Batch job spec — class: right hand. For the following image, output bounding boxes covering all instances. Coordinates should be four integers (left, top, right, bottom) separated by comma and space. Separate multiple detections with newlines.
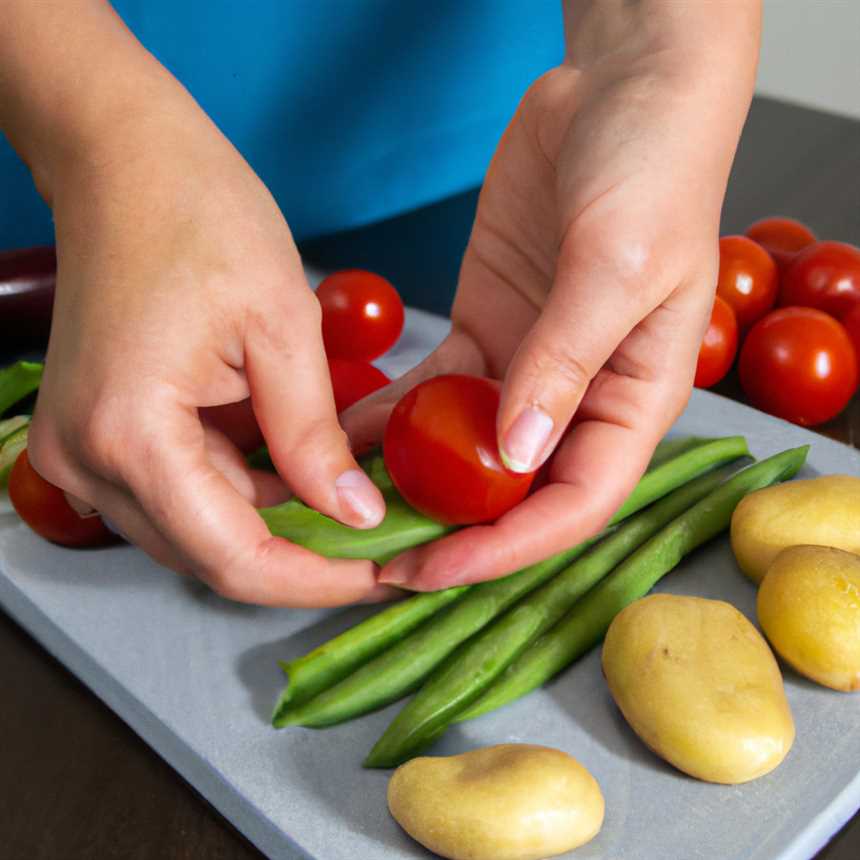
28, 84, 394, 607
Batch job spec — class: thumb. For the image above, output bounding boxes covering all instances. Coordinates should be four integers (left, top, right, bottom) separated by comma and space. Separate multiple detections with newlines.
245, 291, 385, 529
497, 238, 659, 473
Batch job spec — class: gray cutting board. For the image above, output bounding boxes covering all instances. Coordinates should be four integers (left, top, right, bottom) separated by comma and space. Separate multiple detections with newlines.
1, 305, 860, 860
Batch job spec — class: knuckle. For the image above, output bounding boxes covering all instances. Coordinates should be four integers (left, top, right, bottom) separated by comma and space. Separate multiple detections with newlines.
248, 291, 322, 353
285, 414, 349, 461
530, 342, 593, 394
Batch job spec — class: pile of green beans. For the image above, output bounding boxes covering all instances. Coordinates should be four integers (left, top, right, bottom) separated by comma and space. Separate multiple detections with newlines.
270, 437, 809, 770
273, 435, 748, 726
360, 462, 742, 767
365, 445, 809, 768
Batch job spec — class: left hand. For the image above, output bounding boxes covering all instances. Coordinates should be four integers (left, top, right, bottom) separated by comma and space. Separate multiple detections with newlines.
343, 33, 756, 590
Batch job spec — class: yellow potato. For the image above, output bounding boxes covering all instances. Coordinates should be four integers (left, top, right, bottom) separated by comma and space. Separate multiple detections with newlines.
730, 475, 860, 584
758, 545, 860, 691
387, 744, 604, 860
602, 594, 794, 784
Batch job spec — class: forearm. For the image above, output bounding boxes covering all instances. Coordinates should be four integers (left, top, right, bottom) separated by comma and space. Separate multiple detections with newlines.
0, 0, 190, 201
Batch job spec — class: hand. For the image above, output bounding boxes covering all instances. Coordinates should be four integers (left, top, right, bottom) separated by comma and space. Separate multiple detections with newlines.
344, 8, 758, 590
27, 82, 394, 607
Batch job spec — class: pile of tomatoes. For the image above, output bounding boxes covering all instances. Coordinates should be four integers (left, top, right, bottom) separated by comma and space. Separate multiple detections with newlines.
316, 269, 404, 411
695, 218, 860, 427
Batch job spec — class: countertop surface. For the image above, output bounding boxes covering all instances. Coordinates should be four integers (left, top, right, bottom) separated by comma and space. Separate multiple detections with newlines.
1, 95, 859, 859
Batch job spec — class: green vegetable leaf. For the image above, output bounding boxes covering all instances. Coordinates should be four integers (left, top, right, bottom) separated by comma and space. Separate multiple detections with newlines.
0, 361, 43, 416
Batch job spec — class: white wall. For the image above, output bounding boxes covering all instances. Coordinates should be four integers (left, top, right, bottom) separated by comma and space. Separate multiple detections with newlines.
757, 0, 860, 119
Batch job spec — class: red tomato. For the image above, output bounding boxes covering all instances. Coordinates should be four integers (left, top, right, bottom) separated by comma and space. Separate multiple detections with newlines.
716, 236, 779, 329
694, 295, 738, 389
738, 307, 858, 427
780, 241, 860, 318
317, 270, 405, 361
842, 304, 860, 378
9, 449, 114, 547
745, 217, 816, 270
383, 375, 535, 525
328, 359, 389, 413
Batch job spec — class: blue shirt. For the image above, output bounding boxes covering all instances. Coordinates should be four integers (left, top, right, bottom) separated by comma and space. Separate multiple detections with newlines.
0, 2, 563, 248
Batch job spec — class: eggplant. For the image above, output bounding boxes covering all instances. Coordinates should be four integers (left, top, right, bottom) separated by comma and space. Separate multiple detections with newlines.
0, 245, 56, 350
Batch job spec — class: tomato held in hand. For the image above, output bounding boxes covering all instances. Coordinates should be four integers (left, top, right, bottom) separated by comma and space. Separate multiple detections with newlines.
694, 295, 738, 389
738, 307, 858, 427
842, 304, 860, 378
716, 236, 779, 329
779, 241, 860, 319
328, 358, 389, 413
745, 217, 816, 270
9, 449, 115, 547
384, 375, 535, 525
317, 269, 405, 362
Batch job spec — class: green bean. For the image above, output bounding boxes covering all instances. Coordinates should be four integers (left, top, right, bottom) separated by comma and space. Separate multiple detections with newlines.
456, 445, 810, 726
260, 454, 455, 565
274, 435, 748, 728
361, 461, 742, 768
273, 540, 598, 728
611, 435, 748, 522
272, 585, 469, 718
645, 435, 711, 469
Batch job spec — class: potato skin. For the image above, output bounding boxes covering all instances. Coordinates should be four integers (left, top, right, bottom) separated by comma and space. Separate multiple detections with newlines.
387, 744, 604, 860
602, 594, 794, 784
730, 475, 860, 584
758, 545, 860, 691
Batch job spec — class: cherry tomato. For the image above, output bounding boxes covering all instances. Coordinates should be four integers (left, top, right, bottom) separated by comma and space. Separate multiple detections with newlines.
384, 375, 535, 525
738, 307, 858, 427
716, 235, 779, 329
328, 359, 389, 413
694, 295, 738, 389
317, 269, 405, 361
745, 217, 816, 270
779, 240, 860, 318
842, 304, 860, 378
9, 449, 114, 547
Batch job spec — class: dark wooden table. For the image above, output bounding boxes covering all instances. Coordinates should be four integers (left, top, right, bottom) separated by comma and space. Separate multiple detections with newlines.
2, 95, 859, 859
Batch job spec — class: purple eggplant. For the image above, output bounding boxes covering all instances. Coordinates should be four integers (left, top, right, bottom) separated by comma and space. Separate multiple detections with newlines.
0, 245, 56, 349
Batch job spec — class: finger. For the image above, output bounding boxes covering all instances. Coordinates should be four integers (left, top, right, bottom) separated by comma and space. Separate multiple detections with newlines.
199, 399, 264, 453
376, 423, 654, 591
496, 232, 666, 474
338, 327, 487, 452
72, 478, 191, 573
244, 293, 385, 529
120, 406, 391, 607
203, 425, 289, 507
380, 308, 696, 591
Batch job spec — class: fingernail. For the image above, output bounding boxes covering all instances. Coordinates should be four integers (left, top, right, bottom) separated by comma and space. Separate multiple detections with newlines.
501, 407, 554, 473
377, 557, 414, 587
335, 469, 385, 528
63, 492, 99, 519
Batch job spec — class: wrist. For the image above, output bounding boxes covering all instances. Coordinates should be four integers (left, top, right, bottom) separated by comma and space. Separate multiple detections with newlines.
564, 0, 761, 94
0, 1, 198, 205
